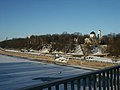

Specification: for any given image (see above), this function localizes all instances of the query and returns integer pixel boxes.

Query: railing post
[88,76,92,90]
[103,72,106,90]
[71,81,74,90]
[110,70,113,90]
[77,79,80,90]
[48,87,51,90]
[83,77,86,90]
[98,73,102,90]
[114,69,117,90]
[64,82,67,90]
[117,68,120,90]
[56,85,59,90]
[93,75,97,90]
[106,71,110,90]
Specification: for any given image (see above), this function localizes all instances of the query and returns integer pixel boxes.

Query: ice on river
[0,55,91,90]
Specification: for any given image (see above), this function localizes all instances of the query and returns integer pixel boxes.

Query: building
[98,30,102,39]
[90,31,96,39]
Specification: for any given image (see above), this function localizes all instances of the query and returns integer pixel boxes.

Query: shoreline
[0,52,96,71]
[0,49,116,70]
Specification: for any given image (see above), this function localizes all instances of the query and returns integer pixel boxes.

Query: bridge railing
[19,65,120,90]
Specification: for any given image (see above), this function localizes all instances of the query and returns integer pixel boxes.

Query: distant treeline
[0,32,120,57]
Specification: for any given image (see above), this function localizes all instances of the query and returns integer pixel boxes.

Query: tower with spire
[98,30,102,39]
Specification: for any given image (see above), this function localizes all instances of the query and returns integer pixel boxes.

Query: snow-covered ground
[55,57,69,63]
[81,56,120,63]
[5,49,20,53]
[0,55,91,90]
[4,49,120,63]
[5,49,41,55]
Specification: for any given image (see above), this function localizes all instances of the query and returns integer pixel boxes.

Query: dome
[90,31,96,35]
[90,31,96,38]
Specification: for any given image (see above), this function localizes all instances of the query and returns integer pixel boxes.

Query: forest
[0,32,120,57]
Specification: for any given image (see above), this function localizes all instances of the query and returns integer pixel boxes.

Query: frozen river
[0,54,91,90]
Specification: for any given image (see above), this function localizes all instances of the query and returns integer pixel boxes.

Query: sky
[0,0,120,41]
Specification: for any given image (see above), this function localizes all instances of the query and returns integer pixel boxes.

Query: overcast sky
[0,0,120,41]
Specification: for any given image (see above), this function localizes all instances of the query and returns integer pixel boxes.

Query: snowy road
[0,55,91,90]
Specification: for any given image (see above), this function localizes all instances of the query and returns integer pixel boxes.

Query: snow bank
[81,56,120,63]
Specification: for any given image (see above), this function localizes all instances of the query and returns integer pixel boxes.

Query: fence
[19,65,120,90]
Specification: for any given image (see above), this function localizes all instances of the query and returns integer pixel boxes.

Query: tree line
[0,32,120,57]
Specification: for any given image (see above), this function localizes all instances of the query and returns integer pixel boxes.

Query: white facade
[98,30,102,39]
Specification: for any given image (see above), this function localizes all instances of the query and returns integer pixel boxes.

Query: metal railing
[19,65,120,90]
